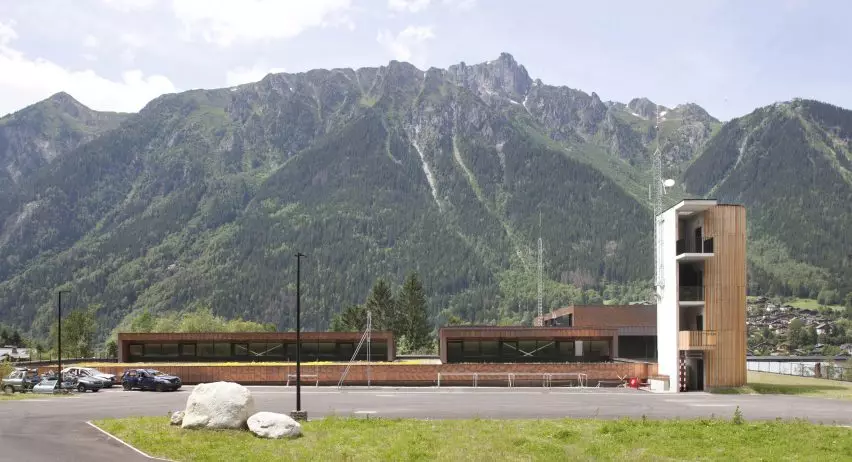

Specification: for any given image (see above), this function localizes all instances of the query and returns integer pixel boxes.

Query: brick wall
[57,361,656,386]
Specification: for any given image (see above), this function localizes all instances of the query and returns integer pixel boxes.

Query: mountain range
[1,52,850,338]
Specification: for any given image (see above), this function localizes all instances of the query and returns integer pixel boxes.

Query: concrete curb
[86,421,174,461]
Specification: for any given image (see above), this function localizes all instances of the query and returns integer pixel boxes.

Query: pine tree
[365,278,397,332]
[330,305,367,332]
[397,272,432,352]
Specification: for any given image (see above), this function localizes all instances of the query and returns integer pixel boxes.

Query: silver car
[62,367,117,388]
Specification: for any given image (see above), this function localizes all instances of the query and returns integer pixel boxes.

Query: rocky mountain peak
[671,103,717,123]
[448,52,532,100]
[627,97,662,120]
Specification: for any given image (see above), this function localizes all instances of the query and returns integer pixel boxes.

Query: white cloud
[120,33,147,48]
[388,0,430,13]
[171,0,352,46]
[443,0,476,10]
[100,0,159,12]
[225,64,287,86]
[0,21,177,115]
[82,34,99,48]
[377,26,434,67]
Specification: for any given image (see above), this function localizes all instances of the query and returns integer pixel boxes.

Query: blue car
[121,369,182,392]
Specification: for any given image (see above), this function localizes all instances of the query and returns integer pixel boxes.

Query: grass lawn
[782,297,843,311]
[713,371,852,400]
[94,416,852,462]
[0,392,70,401]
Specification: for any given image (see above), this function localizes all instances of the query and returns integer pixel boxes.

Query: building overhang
[667,199,717,217]
[675,252,714,262]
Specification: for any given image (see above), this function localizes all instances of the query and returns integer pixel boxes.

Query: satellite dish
[663,179,676,188]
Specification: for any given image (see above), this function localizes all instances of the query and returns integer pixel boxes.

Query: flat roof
[117,332,393,341]
[439,326,618,340]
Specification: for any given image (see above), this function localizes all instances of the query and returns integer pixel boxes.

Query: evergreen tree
[844,293,852,320]
[330,305,367,332]
[397,272,432,352]
[365,278,397,332]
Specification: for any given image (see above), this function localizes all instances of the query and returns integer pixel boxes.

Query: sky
[0,0,850,120]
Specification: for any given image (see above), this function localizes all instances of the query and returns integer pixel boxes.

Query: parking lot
[3,385,852,461]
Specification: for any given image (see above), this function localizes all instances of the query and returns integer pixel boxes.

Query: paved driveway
[3,386,852,460]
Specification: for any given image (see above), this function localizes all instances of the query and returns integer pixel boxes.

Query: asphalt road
[3,386,852,461]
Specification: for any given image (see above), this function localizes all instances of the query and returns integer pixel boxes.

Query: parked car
[2,368,41,394]
[39,370,103,393]
[31,378,75,394]
[122,369,182,392]
[62,367,117,388]
[71,374,105,393]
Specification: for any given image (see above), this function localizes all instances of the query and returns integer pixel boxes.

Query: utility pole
[291,253,307,422]
[57,290,70,389]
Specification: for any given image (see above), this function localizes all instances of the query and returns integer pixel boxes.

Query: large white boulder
[247,412,302,439]
[182,382,256,430]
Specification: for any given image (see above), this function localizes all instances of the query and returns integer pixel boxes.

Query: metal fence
[748,360,852,382]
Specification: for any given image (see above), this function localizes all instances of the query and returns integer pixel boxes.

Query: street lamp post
[290,252,307,422]
[57,290,70,388]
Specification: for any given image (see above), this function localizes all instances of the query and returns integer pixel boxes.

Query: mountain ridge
[0,53,849,338]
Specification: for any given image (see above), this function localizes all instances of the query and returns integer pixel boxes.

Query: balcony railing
[676,237,714,255]
[679,330,717,351]
[679,286,705,302]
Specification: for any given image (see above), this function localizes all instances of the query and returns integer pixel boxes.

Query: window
[463,341,479,354]
[480,341,499,357]
[129,344,143,357]
[370,342,387,361]
[447,341,462,361]
[181,344,196,356]
[161,343,179,357]
[590,341,610,357]
[249,343,267,356]
[317,343,336,359]
[144,344,162,356]
[197,343,214,357]
[339,343,354,360]
[213,343,231,357]
[234,343,250,356]
[558,341,575,360]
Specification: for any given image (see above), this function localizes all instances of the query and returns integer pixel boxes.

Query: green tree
[396,272,432,353]
[844,293,852,319]
[365,278,397,332]
[330,305,367,332]
[105,339,118,358]
[129,310,156,333]
[787,319,806,349]
[51,306,97,358]
[446,314,467,326]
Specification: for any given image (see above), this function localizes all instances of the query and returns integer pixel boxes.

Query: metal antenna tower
[536,210,543,326]
[651,115,666,301]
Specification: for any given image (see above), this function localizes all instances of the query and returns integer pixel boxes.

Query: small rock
[182,382,256,430]
[170,410,184,426]
[247,412,302,439]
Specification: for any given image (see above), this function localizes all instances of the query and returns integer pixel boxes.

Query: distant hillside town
[747,297,852,357]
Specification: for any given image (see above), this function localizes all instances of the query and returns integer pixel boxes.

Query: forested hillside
[684,99,852,301]
[0,54,848,339]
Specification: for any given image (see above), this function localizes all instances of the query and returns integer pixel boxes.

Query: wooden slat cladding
[678,330,718,350]
[703,205,747,388]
